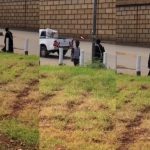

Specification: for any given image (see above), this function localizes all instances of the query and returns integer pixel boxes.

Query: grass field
[40,66,150,150]
[0,52,39,149]
[0,52,150,150]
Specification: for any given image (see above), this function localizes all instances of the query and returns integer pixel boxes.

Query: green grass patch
[0,52,39,148]
[40,65,150,150]
[0,119,39,146]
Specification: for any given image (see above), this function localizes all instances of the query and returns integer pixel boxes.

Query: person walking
[148,54,150,76]
[94,39,105,62]
[1,28,14,53]
[71,40,80,66]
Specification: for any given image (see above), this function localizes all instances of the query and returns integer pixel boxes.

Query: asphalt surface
[0,29,39,56]
[0,29,150,75]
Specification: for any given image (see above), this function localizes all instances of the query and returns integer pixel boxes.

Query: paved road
[0,29,150,75]
[0,29,39,56]
[41,41,150,75]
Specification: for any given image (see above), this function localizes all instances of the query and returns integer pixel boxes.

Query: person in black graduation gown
[1,28,14,52]
[148,54,150,76]
[94,39,105,62]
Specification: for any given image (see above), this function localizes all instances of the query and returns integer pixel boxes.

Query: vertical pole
[24,38,29,55]
[136,56,141,76]
[103,52,107,68]
[80,50,84,66]
[92,0,97,62]
[115,54,118,70]
[59,48,63,65]
[25,0,27,29]
[6,38,9,52]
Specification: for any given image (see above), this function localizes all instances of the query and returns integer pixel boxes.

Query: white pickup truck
[39,29,73,57]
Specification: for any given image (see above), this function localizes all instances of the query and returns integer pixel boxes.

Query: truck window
[47,32,58,38]
[41,31,46,38]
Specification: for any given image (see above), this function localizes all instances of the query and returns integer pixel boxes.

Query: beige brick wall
[117,0,150,5]
[39,0,116,41]
[97,0,116,41]
[0,0,150,44]
[0,0,39,30]
[116,2,150,44]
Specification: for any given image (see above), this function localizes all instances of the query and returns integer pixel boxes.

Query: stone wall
[0,0,39,30]
[117,0,150,5]
[0,0,150,44]
[40,0,116,41]
[116,0,150,44]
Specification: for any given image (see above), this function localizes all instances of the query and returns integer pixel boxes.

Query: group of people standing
[71,39,105,66]
[1,28,150,76]
[71,39,150,76]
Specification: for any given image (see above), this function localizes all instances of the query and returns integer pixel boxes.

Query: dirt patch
[41,93,56,101]
[16,79,38,99]
[66,99,85,111]
[11,98,33,117]
[14,74,21,78]
[55,145,67,150]
[16,87,30,99]
[91,138,102,144]
[7,64,15,69]
[40,74,49,79]
[0,82,8,87]
[0,114,11,121]
[28,79,39,87]
[117,86,127,93]
[27,62,36,67]
[140,85,149,90]
[104,123,115,131]
[98,103,109,110]
[141,105,150,113]
[11,79,39,117]
[117,106,150,150]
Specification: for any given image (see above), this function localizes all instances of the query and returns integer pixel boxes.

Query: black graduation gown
[3,31,14,52]
[94,43,105,61]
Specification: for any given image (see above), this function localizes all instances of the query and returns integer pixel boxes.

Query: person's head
[5,27,9,32]
[96,39,101,44]
[75,40,80,48]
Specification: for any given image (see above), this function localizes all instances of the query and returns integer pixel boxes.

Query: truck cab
[39,29,73,57]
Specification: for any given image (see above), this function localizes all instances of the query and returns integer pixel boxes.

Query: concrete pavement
[0,29,39,56]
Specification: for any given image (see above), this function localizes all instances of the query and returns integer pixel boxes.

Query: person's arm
[100,44,105,53]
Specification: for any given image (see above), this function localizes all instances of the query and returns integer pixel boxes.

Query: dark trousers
[73,59,79,66]
[148,70,150,76]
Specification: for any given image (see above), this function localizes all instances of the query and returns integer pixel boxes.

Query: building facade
[0,0,39,30]
[0,0,150,45]
[40,0,116,41]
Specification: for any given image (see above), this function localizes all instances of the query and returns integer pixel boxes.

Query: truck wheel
[40,45,48,58]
